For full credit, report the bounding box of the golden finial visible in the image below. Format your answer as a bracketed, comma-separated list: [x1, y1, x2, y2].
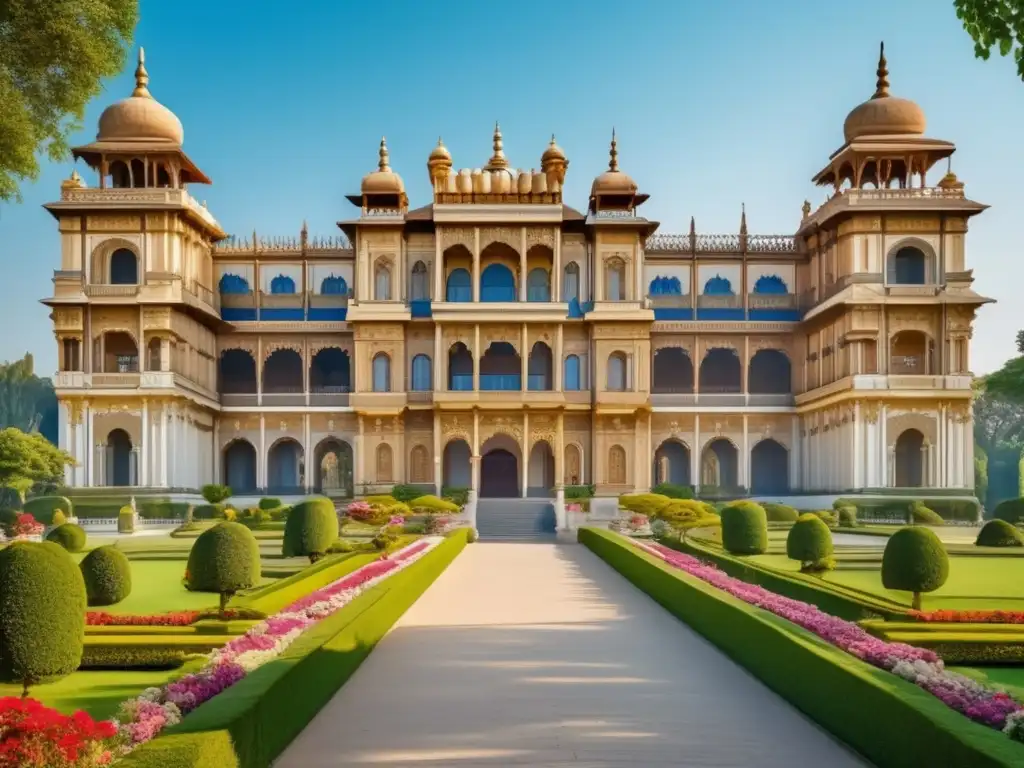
[802, 200, 812, 218]
[378, 137, 391, 171]
[132, 48, 151, 98]
[608, 128, 619, 172]
[740, 202, 748, 235]
[61, 168, 85, 191]
[485, 121, 508, 170]
[872, 41, 889, 99]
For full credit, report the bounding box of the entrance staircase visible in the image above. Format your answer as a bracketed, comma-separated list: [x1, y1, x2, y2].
[476, 498, 557, 540]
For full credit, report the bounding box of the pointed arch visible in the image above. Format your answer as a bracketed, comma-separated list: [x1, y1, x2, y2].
[409, 444, 430, 483]
[411, 354, 432, 391]
[376, 443, 394, 483]
[608, 444, 627, 485]
[446, 267, 471, 302]
[894, 428, 925, 487]
[410, 261, 429, 300]
[527, 267, 551, 302]
[528, 342, 552, 391]
[564, 443, 582, 485]
[372, 353, 391, 392]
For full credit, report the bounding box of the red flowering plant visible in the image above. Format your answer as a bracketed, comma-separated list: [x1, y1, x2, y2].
[0, 696, 118, 767]
[5, 513, 43, 539]
[909, 609, 1024, 624]
[86, 611, 200, 627]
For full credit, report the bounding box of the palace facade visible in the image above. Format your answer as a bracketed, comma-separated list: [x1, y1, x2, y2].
[44, 45, 989, 500]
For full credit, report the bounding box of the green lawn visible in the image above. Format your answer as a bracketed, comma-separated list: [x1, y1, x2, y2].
[952, 666, 1024, 701]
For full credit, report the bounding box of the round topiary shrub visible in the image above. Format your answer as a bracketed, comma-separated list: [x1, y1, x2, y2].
[79, 545, 132, 606]
[408, 495, 460, 515]
[882, 526, 950, 610]
[836, 505, 858, 528]
[976, 519, 1024, 548]
[187, 522, 261, 616]
[909, 501, 944, 526]
[258, 497, 282, 510]
[786, 514, 834, 572]
[720, 501, 768, 555]
[45, 522, 87, 553]
[117, 505, 135, 534]
[763, 503, 799, 523]
[618, 493, 673, 519]
[283, 498, 339, 563]
[0, 541, 86, 693]
[993, 498, 1024, 525]
[23, 495, 73, 525]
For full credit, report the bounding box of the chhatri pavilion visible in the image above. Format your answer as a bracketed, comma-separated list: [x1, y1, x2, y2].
[44, 44, 990, 504]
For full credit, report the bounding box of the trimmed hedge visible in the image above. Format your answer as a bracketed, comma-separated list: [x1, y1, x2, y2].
[258, 498, 282, 510]
[650, 482, 694, 499]
[120, 530, 470, 768]
[993, 498, 1024, 525]
[407, 495, 460, 515]
[882, 527, 950, 610]
[579, 528, 1024, 768]
[388, 484, 422, 503]
[910, 502, 944, 526]
[619, 493, 672, 518]
[837, 505, 858, 528]
[234, 551, 374, 617]
[283, 498, 339, 563]
[23, 495, 73, 524]
[786, 514, 834, 571]
[762, 502, 799, 523]
[0, 542, 86, 689]
[81, 546, 133, 606]
[976, 519, 1024, 548]
[46, 522, 87, 552]
[720, 501, 767, 555]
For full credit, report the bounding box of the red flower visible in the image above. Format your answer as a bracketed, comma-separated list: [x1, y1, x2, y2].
[0, 697, 116, 767]
[909, 609, 1024, 624]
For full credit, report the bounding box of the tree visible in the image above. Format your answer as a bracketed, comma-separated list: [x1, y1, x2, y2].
[0, 355, 58, 442]
[0, 1, 138, 201]
[955, 0, 1024, 81]
[0, 427, 73, 501]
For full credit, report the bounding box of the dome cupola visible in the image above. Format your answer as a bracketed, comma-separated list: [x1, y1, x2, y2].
[96, 49, 184, 145]
[842, 42, 926, 143]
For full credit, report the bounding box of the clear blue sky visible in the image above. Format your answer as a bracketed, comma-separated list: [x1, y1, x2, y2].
[2, 0, 1021, 375]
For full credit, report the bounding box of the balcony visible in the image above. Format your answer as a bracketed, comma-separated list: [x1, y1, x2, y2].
[406, 391, 434, 405]
[309, 386, 351, 407]
[92, 373, 141, 388]
[649, 387, 795, 408]
[84, 284, 140, 298]
[261, 387, 306, 407]
[58, 186, 223, 234]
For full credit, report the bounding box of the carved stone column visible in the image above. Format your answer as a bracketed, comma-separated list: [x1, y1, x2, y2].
[692, 413, 701, 492]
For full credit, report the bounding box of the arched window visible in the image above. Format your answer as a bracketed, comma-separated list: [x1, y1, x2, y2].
[563, 262, 580, 303]
[606, 259, 625, 301]
[564, 444, 582, 485]
[372, 353, 391, 393]
[564, 354, 581, 391]
[411, 354, 432, 391]
[888, 246, 929, 285]
[110, 161, 130, 189]
[320, 274, 348, 295]
[270, 274, 296, 294]
[649, 276, 683, 295]
[147, 338, 161, 371]
[606, 352, 627, 391]
[374, 264, 392, 300]
[480, 263, 516, 302]
[410, 445, 430, 483]
[109, 248, 138, 285]
[608, 444, 627, 485]
[219, 273, 250, 294]
[446, 268, 471, 302]
[410, 261, 429, 300]
[376, 443, 393, 483]
[527, 268, 550, 302]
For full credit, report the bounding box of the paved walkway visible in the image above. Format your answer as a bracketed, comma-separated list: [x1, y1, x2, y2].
[276, 543, 868, 767]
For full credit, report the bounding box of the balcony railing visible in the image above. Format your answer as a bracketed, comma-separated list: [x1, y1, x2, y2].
[480, 374, 521, 391]
[696, 294, 742, 309]
[309, 386, 351, 407]
[85, 284, 140, 297]
[92, 373, 141, 388]
[890, 356, 928, 375]
[527, 374, 552, 391]
[59, 186, 222, 231]
[748, 294, 798, 310]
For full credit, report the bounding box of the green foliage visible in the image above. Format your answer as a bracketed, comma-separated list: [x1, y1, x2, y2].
[786, 514, 835, 572]
[975, 518, 1024, 547]
[138, 501, 192, 520]
[955, 0, 1024, 82]
[837, 505, 858, 528]
[975, 442, 989, 506]
[118, 505, 135, 534]
[79, 545, 132, 606]
[23, 495, 72, 524]
[45, 522, 86, 552]
[564, 484, 595, 500]
[0, 507, 18, 533]
[882, 527, 950, 609]
[618, 493, 673, 518]
[0, 541, 86, 691]
[193, 503, 225, 520]
[283, 498, 339, 563]
[441, 486, 469, 507]
[407, 495, 460, 515]
[328, 539, 356, 554]
[720, 501, 768, 555]
[258, 497, 282, 510]
[202, 484, 233, 504]
[809, 509, 838, 527]
[51, 509, 66, 526]
[0, 427, 73, 500]
[187, 523, 261, 615]
[993, 497, 1024, 524]
[237, 507, 272, 527]
[389, 484, 422, 503]
[467, 527, 478, 543]
[0, 355, 58, 441]
[762, 502, 799, 522]
[372, 526, 401, 553]
[650, 482, 694, 499]
[909, 501, 945, 525]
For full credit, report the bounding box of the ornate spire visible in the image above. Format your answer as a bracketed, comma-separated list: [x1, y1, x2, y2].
[485, 121, 509, 170]
[132, 48, 151, 98]
[378, 137, 391, 171]
[689, 216, 696, 236]
[802, 200, 812, 219]
[740, 203, 748, 235]
[872, 41, 889, 99]
[608, 128, 619, 172]
[61, 168, 85, 191]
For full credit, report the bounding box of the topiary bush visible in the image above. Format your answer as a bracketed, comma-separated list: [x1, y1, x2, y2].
[975, 519, 1024, 547]
[79, 545, 132, 606]
[201, 484, 232, 504]
[45, 523, 86, 552]
[193, 503, 225, 520]
[117, 505, 135, 534]
[51, 509, 67, 527]
[0, 541, 86, 694]
[836, 504, 858, 528]
[882, 526, 950, 610]
[909, 501, 944, 525]
[441, 486, 469, 507]
[619, 493, 673, 518]
[467, 527, 478, 543]
[23, 495, 73, 525]
[389, 484, 422, 503]
[763, 503, 799, 523]
[187, 522, 261, 616]
[408, 495, 460, 515]
[258, 497, 282, 510]
[650, 483, 694, 499]
[786, 514, 835, 572]
[720, 501, 768, 555]
[283, 497, 339, 563]
[809, 509, 838, 527]
[993, 497, 1024, 525]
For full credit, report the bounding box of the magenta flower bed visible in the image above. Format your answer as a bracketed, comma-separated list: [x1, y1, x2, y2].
[635, 539, 1024, 743]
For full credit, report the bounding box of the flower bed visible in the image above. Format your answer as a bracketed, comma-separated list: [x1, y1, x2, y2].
[0, 696, 118, 767]
[87, 611, 202, 627]
[635, 539, 1024, 744]
[116, 537, 439, 752]
[910, 609, 1024, 625]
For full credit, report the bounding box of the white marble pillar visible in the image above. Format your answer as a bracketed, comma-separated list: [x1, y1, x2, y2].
[303, 413, 312, 492]
[434, 237, 443, 301]
[434, 324, 443, 390]
[519, 227, 527, 302]
[140, 400, 149, 486]
[213, 419, 220, 484]
[555, 324, 563, 391]
[433, 412, 442, 493]
[85, 404, 94, 487]
[852, 403, 862, 490]
[692, 414, 701, 491]
[355, 416, 364, 493]
[879, 405, 888, 487]
[473, 324, 480, 390]
[741, 414, 749, 490]
[554, 231, 562, 301]
[160, 407, 169, 487]
[790, 417, 801, 491]
[472, 227, 481, 303]
[521, 411, 530, 498]
[520, 323, 528, 390]
[938, 405, 946, 486]
[472, 409, 480, 494]
[259, 413, 267, 489]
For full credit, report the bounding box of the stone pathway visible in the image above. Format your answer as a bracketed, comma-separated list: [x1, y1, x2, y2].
[276, 542, 869, 767]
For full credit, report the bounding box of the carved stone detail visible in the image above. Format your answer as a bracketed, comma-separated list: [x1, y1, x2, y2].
[480, 227, 518, 251]
[439, 227, 474, 251]
[480, 414, 523, 443]
[53, 308, 84, 331]
[441, 414, 471, 444]
[525, 228, 555, 250]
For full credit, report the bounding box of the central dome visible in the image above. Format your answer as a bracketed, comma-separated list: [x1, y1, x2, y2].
[591, 130, 637, 197]
[96, 49, 183, 145]
[361, 137, 405, 195]
[842, 43, 926, 143]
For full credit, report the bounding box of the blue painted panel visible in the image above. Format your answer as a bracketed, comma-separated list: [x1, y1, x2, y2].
[411, 355, 432, 391]
[449, 374, 473, 391]
[752, 274, 788, 294]
[481, 264, 516, 302]
[446, 269, 472, 302]
[260, 307, 305, 321]
[270, 274, 296, 294]
[480, 374, 521, 391]
[749, 309, 802, 322]
[703, 276, 734, 295]
[649, 276, 683, 295]
[653, 308, 695, 321]
[219, 274, 251, 295]
[696, 308, 745, 321]
[221, 307, 257, 322]
[320, 275, 348, 294]
[410, 299, 432, 318]
[307, 307, 347, 321]
[564, 355, 580, 391]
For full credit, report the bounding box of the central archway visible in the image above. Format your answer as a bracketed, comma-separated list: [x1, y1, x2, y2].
[654, 439, 691, 486]
[314, 438, 353, 496]
[480, 434, 521, 498]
